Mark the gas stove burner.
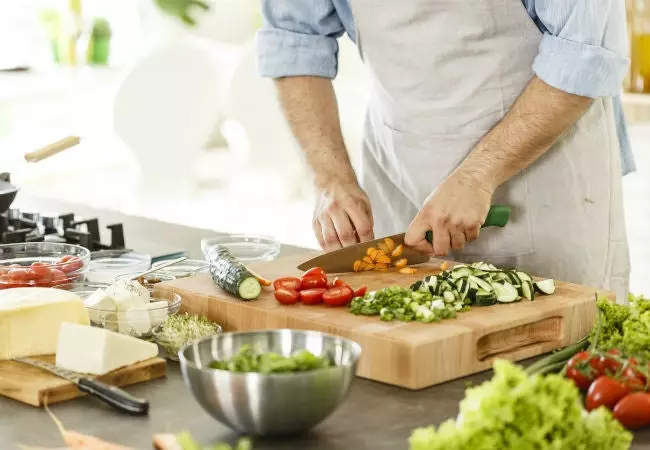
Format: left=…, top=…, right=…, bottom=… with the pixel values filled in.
left=1, top=208, right=126, bottom=251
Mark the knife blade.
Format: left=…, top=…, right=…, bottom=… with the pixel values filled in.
left=297, top=204, right=511, bottom=273
left=15, top=357, right=149, bottom=416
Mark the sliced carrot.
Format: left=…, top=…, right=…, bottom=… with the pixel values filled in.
left=375, top=254, right=392, bottom=265
left=391, top=244, right=403, bottom=257
left=377, top=242, right=391, bottom=254
left=374, top=263, right=389, bottom=270
left=440, top=261, right=449, bottom=271
left=383, top=237, right=395, bottom=252
left=399, top=267, right=417, bottom=274
left=361, top=262, right=375, bottom=271
left=393, top=258, right=408, bottom=269
left=366, top=247, right=378, bottom=258
left=353, top=260, right=362, bottom=272
left=362, top=256, right=374, bottom=264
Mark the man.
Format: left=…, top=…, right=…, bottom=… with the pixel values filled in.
left=256, top=0, right=635, bottom=302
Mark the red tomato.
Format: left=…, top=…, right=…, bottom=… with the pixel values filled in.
left=329, top=277, right=351, bottom=289
left=302, top=267, right=326, bottom=279
left=621, top=366, right=647, bottom=391
left=353, top=285, right=367, bottom=297
left=274, top=288, right=299, bottom=305
left=49, top=269, right=68, bottom=286
left=301, top=275, right=328, bottom=290
left=273, top=277, right=302, bottom=291
left=299, top=288, right=327, bottom=305
left=31, top=262, right=52, bottom=276
left=8, top=268, right=35, bottom=283
left=613, top=392, right=650, bottom=430
left=598, top=351, right=623, bottom=376
left=56, top=255, right=83, bottom=274
left=586, top=376, right=631, bottom=411
left=566, top=352, right=593, bottom=390
left=322, top=286, right=354, bottom=307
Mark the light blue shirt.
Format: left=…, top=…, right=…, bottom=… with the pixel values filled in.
left=257, top=0, right=636, bottom=174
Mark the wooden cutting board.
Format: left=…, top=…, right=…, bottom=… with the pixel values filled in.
left=0, top=356, right=166, bottom=407
left=155, top=253, right=609, bottom=390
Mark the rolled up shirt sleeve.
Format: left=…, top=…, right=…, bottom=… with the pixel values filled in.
left=532, top=0, right=630, bottom=98
left=256, top=0, right=346, bottom=79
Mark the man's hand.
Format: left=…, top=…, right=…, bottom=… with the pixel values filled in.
left=313, top=183, right=374, bottom=251
left=405, top=172, right=493, bottom=256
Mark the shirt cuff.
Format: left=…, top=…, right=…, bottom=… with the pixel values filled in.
left=533, top=34, right=630, bottom=98
left=256, top=29, right=339, bottom=79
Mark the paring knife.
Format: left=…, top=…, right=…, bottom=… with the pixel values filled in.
left=15, top=357, right=149, bottom=416
left=297, top=204, right=511, bottom=273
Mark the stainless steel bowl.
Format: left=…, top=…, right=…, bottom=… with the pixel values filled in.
left=179, top=329, right=361, bottom=436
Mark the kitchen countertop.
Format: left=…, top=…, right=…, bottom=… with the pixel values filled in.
left=3, top=201, right=650, bottom=449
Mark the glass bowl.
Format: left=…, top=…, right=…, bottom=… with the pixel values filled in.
left=151, top=259, right=208, bottom=279
left=0, top=242, right=90, bottom=289
left=85, top=289, right=182, bottom=339
left=86, top=251, right=152, bottom=284
left=114, top=271, right=177, bottom=289
left=201, top=234, right=280, bottom=262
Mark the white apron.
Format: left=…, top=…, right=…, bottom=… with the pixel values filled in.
left=350, top=0, right=631, bottom=303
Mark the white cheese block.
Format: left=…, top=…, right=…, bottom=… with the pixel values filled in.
left=0, top=287, right=90, bottom=360
left=105, top=280, right=150, bottom=308
left=56, top=322, right=158, bottom=375
left=118, top=308, right=152, bottom=336
left=147, top=301, right=169, bottom=328
left=84, top=288, right=117, bottom=323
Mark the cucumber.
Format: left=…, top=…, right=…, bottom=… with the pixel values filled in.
left=516, top=271, right=532, bottom=283
left=469, top=275, right=493, bottom=292
left=443, top=291, right=456, bottom=304
left=451, top=266, right=472, bottom=279
left=208, top=246, right=261, bottom=300
left=535, top=279, right=556, bottom=295
left=475, top=289, right=497, bottom=306
left=506, top=271, right=521, bottom=285
left=521, top=280, right=535, bottom=301
left=410, top=280, right=425, bottom=292
left=493, top=282, right=519, bottom=303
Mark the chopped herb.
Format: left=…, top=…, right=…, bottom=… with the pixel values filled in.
left=208, top=345, right=330, bottom=373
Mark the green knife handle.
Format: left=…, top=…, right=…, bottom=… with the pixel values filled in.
left=424, top=205, right=510, bottom=243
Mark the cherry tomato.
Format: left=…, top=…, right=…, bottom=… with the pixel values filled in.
left=301, top=275, right=328, bottom=290
left=621, top=365, right=647, bottom=391
left=586, top=376, right=631, bottom=411
left=613, top=392, right=650, bottom=430
left=598, top=350, right=623, bottom=376
left=274, top=288, right=299, bottom=305
left=56, top=255, right=83, bottom=274
left=354, top=285, right=368, bottom=297
left=49, top=269, right=68, bottom=286
left=302, top=267, right=327, bottom=280
left=322, top=286, right=354, bottom=307
left=273, top=277, right=302, bottom=291
left=31, top=262, right=52, bottom=277
left=566, top=352, right=593, bottom=390
left=299, top=288, right=327, bottom=305
left=8, top=268, right=35, bottom=283
left=330, top=277, right=351, bottom=289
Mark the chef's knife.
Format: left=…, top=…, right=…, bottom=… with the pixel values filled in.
left=15, top=357, right=149, bottom=416
left=297, top=204, right=510, bottom=273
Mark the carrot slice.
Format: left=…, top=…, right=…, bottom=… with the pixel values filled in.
left=366, top=247, right=378, bottom=258
left=353, top=260, right=362, bottom=272
left=377, top=242, right=391, bottom=254
left=375, top=254, right=391, bottom=265
left=374, top=263, right=389, bottom=270
left=399, top=267, right=417, bottom=274
left=440, top=261, right=449, bottom=271
left=383, top=237, right=395, bottom=252
left=393, top=258, right=408, bottom=269
left=391, top=244, right=403, bottom=257
left=362, top=256, right=374, bottom=264
left=361, top=262, right=375, bottom=271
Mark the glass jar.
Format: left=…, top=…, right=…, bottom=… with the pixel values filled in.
left=628, top=0, right=650, bottom=93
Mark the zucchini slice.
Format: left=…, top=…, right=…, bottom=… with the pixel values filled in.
left=493, top=283, right=519, bottom=303
left=534, top=279, right=556, bottom=295
left=521, top=281, right=535, bottom=301
left=208, top=246, right=261, bottom=300
left=516, top=271, right=532, bottom=283
left=475, top=289, right=497, bottom=306
left=451, top=266, right=472, bottom=279
left=469, top=275, right=493, bottom=292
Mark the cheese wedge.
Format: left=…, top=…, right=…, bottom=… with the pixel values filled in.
left=56, top=322, right=159, bottom=375
left=0, top=287, right=90, bottom=360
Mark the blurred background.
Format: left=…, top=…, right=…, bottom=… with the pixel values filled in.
left=0, top=0, right=649, bottom=292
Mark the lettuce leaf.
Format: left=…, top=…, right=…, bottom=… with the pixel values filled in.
left=409, top=361, right=632, bottom=450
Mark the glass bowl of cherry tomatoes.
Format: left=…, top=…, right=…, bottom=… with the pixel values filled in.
left=0, top=242, right=90, bottom=289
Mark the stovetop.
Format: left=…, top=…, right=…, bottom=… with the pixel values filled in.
left=0, top=209, right=126, bottom=251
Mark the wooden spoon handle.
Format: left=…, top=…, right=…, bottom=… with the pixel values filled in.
left=24, top=136, right=81, bottom=163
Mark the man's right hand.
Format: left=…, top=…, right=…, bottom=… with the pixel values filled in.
left=313, top=183, right=374, bottom=251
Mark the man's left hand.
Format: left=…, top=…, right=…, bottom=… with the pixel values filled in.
left=404, top=171, right=494, bottom=256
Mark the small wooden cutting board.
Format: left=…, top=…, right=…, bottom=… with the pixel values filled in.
left=0, top=356, right=166, bottom=407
